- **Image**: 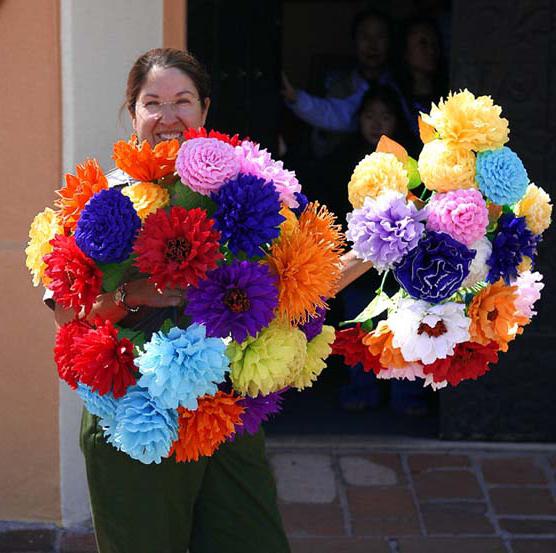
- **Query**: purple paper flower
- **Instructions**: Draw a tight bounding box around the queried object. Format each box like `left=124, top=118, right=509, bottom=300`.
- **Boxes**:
left=211, top=173, right=285, bottom=257
left=75, top=188, right=141, bottom=263
left=298, top=305, right=326, bottom=341
left=185, top=260, right=278, bottom=342
left=487, top=213, right=539, bottom=284
left=346, top=192, right=426, bottom=271
left=234, top=390, right=286, bottom=436
left=394, top=231, right=476, bottom=303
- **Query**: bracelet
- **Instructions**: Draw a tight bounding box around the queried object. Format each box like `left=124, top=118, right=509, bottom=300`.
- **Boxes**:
left=113, top=282, right=140, bottom=313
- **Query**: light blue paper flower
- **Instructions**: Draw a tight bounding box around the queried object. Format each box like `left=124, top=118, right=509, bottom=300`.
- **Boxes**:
left=475, top=147, right=528, bottom=205
left=110, top=386, right=178, bottom=464
left=77, top=383, right=118, bottom=421
left=136, top=324, right=229, bottom=410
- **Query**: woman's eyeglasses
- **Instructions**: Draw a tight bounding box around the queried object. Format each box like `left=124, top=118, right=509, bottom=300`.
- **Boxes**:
left=137, top=98, right=200, bottom=118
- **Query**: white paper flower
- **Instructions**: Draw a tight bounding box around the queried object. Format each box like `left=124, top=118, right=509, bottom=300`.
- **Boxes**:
left=461, top=237, right=492, bottom=288
left=376, top=363, right=425, bottom=381
left=388, top=298, right=470, bottom=365
left=423, top=374, right=448, bottom=390
left=513, top=271, right=544, bottom=319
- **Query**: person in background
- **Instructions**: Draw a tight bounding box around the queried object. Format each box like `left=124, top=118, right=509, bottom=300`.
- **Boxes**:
left=281, top=9, right=408, bottom=156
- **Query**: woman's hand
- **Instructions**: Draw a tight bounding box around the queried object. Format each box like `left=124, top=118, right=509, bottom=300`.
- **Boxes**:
left=281, top=72, right=298, bottom=104
left=125, top=279, right=186, bottom=309
left=336, top=250, right=373, bottom=293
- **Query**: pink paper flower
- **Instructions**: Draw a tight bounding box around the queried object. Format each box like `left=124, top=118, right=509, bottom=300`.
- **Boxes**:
left=176, top=137, right=241, bottom=196
left=427, top=189, right=488, bottom=246
left=376, top=363, right=425, bottom=381
left=513, top=270, right=544, bottom=319
left=235, top=141, right=301, bottom=208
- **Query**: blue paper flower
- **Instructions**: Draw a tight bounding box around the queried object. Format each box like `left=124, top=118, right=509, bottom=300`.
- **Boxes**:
left=185, top=260, right=278, bottom=343
left=475, top=147, right=528, bottom=205
left=487, top=213, right=539, bottom=284
left=292, top=192, right=309, bottom=216
left=110, top=386, right=177, bottom=464
left=75, top=188, right=141, bottom=263
left=136, top=324, right=229, bottom=410
left=77, top=383, right=118, bottom=421
left=394, top=231, right=476, bottom=303
left=233, top=389, right=286, bottom=437
left=211, top=173, right=285, bottom=257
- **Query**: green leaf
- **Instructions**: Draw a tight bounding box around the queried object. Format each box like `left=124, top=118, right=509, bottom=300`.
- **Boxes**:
left=98, top=257, right=134, bottom=292
left=116, top=327, right=146, bottom=350
left=361, top=319, right=374, bottom=332
left=406, top=156, right=421, bottom=189
left=342, top=291, right=392, bottom=325
left=171, top=182, right=216, bottom=215
left=160, top=318, right=174, bottom=334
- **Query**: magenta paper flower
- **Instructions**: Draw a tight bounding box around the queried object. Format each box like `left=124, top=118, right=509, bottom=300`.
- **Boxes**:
left=426, top=188, right=489, bottom=246
left=176, top=137, right=241, bottom=196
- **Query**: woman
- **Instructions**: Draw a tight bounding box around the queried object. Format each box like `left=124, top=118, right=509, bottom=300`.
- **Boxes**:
left=49, top=48, right=370, bottom=553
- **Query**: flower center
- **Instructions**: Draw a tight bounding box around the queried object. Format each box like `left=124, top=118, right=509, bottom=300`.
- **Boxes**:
left=224, top=288, right=250, bottom=313
left=417, top=320, right=447, bottom=337
left=487, top=308, right=498, bottom=321
left=165, top=237, right=191, bottom=263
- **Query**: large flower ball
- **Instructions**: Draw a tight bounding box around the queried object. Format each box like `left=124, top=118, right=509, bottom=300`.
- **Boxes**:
left=426, top=188, right=489, bottom=246
left=348, top=152, right=408, bottom=208
left=418, top=139, right=476, bottom=192
left=421, top=89, right=509, bottom=151
left=393, top=231, right=476, bottom=303
left=515, top=183, right=552, bottom=235
left=75, top=188, right=141, bottom=263
left=475, top=147, right=528, bottom=205
left=176, top=137, right=241, bottom=196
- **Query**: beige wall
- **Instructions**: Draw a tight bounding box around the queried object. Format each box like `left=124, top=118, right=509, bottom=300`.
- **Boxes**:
left=0, top=0, right=62, bottom=522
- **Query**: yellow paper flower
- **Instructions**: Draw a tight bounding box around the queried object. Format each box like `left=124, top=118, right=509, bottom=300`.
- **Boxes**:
left=25, top=208, right=63, bottom=286
left=421, top=89, right=509, bottom=152
left=348, top=152, right=408, bottom=208
left=227, top=319, right=307, bottom=397
left=121, top=181, right=170, bottom=221
left=292, top=325, right=335, bottom=390
left=517, top=256, right=533, bottom=273
left=515, top=183, right=552, bottom=235
left=418, top=139, right=476, bottom=192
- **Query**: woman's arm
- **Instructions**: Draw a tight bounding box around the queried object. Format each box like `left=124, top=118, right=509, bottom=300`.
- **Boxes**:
left=336, top=250, right=373, bottom=294
left=53, top=279, right=185, bottom=327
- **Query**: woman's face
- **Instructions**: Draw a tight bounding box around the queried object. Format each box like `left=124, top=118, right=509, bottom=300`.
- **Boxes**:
left=405, top=25, right=440, bottom=75
left=132, top=66, right=210, bottom=146
left=355, top=17, right=390, bottom=72
left=359, top=99, right=398, bottom=147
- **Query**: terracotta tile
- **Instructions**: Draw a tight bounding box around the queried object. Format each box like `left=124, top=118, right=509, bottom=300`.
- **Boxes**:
left=499, top=518, right=556, bottom=535
left=511, top=539, right=556, bottom=553
left=408, top=454, right=470, bottom=474
left=347, top=486, right=417, bottom=518
left=489, top=487, right=556, bottom=516
left=397, top=538, right=506, bottom=553
left=421, top=502, right=495, bottom=535
left=0, top=529, right=56, bottom=552
left=414, top=470, right=483, bottom=500
left=289, top=537, right=391, bottom=553
left=481, top=457, right=546, bottom=485
left=59, top=530, right=97, bottom=553
left=352, top=516, right=422, bottom=537
left=280, top=502, right=345, bottom=537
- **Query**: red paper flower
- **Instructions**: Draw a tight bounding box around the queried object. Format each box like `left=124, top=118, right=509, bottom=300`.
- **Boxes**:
left=54, top=320, right=93, bottom=388
left=73, top=319, right=137, bottom=398
left=422, top=340, right=499, bottom=386
left=133, top=206, right=223, bottom=290
left=44, top=234, right=103, bottom=315
left=183, top=127, right=244, bottom=146
left=331, top=324, right=382, bottom=374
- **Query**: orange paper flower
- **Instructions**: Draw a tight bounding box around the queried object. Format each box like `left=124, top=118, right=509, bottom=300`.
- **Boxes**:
left=266, top=203, right=345, bottom=324
left=376, top=135, right=409, bottom=163
left=170, top=392, right=244, bottom=462
left=113, top=135, right=180, bottom=181
left=363, top=321, right=409, bottom=369
left=56, top=159, right=108, bottom=231
left=468, top=280, right=528, bottom=352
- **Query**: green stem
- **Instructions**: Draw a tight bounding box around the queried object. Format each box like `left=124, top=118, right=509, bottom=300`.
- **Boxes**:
left=377, top=270, right=390, bottom=295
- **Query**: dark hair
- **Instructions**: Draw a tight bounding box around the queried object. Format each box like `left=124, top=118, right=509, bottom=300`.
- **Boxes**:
left=395, top=17, right=448, bottom=100
left=351, top=8, right=393, bottom=41
left=125, top=48, right=211, bottom=117
left=357, top=85, right=418, bottom=155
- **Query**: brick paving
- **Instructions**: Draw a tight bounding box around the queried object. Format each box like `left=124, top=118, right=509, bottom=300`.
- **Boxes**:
left=1, top=442, right=556, bottom=552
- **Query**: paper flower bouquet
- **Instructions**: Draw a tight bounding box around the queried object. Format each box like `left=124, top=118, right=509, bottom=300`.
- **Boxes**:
left=333, top=90, right=552, bottom=389
left=26, top=128, right=344, bottom=464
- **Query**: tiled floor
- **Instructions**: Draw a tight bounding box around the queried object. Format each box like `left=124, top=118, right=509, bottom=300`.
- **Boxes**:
left=2, top=441, right=556, bottom=552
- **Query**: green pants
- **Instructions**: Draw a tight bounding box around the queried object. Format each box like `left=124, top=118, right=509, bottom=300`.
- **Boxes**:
left=80, top=410, right=290, bottom=553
